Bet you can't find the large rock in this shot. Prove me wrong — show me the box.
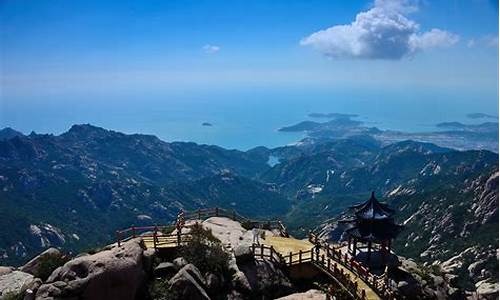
[475,279,499,300]
[231,270,252,293]
[205,273,224,293]
[0,271,34,297]
[154,262,176,278]
[398,280,420,297]
[468,259,487,278]
[142,248,156,275]
[234,245,254,264]
[168,264,210,300]
[172,257,188,270]
[276,289,325,300]
[34,238,145,300]
[0,266,14,276]
[20,248,62,276]
[202,217,253,250]
[22,278,42,300]
[236,259,293,298]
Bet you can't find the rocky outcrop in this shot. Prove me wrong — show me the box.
[0,270,34,297]
[34,238,146,300]
[387,257,467,300]
[20,248,61,276]
[172,257,188,270]
[474,279,499,300]
[234,245,254,264]
[201,217,253,250]
[154,262,176,278]
[276,289,325,300]
[205,272,224,292]
[236,259,293,298]
[473,172,499,225]
[0,266,14,276]
[168,264,210,300]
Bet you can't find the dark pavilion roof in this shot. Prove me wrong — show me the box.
[346,222,403,242]
[350,191,394,220]
[342,192,404,243]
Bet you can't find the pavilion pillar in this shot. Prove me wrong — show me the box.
[348,236,352,252]
[353,238,357,256]
[367,241,372,267]
[381,240,387,265]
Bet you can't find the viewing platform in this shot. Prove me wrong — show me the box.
[116,207,396,300]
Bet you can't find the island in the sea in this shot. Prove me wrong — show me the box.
[202,122,213,127]
[466,112,498,119]
[278,113,499,153]
[308,112,358,119]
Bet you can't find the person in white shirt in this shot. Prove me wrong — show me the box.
[252,227,259,245]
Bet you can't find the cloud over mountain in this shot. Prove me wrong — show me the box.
[300,0,459,59]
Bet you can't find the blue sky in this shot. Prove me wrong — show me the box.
[1,0,498,95]
[0,0,498,144]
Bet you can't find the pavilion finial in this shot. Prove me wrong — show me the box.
[370,191,375,199]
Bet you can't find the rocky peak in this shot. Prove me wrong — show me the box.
[61,124,113,140]
[0,127,24,141]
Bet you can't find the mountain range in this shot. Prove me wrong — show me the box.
[0,124,497,293]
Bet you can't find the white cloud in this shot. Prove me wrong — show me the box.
[467,35,498,48]
[202,44,221,54]
[300,0,459,59]
[467,39,476,48]
[409,29,459,51]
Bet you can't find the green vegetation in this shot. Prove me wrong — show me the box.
[35,253,70,281]
[149,278,178,300]
[313,282,353,300]
[177,223,230,277]
[1,291,24,300]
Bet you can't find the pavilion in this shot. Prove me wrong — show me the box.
[340,192,403,269]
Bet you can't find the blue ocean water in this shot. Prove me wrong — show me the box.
[1,87,498,150]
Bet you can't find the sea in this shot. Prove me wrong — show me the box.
[1,86,498,150]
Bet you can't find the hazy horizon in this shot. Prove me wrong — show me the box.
[1,0,499,150]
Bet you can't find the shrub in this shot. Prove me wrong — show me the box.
[35,253,70,281]
[160,225,175,235]
[314,282,353,300]
[149,278,178,300]
[2,291,23,300]
[177,223,230,276]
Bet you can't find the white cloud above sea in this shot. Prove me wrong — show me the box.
[202,44,221,54]
[300,0,459,60]
[467,35,498,48]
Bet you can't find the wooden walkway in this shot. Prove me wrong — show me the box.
[116,207,393,300]
[260,236,380,300]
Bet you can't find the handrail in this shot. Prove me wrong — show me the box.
[250,243,284,266]
[307,232,395,300]
[115,207,288,247]
[279,246,363,300]
[181,207,289,237]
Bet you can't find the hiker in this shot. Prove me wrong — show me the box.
[176,211,185,230]
[252,227,260,244]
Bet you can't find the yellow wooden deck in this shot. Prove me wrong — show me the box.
[262,236,314,262]
[142,235,178,249]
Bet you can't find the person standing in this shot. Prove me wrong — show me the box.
[252,227,260,245]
